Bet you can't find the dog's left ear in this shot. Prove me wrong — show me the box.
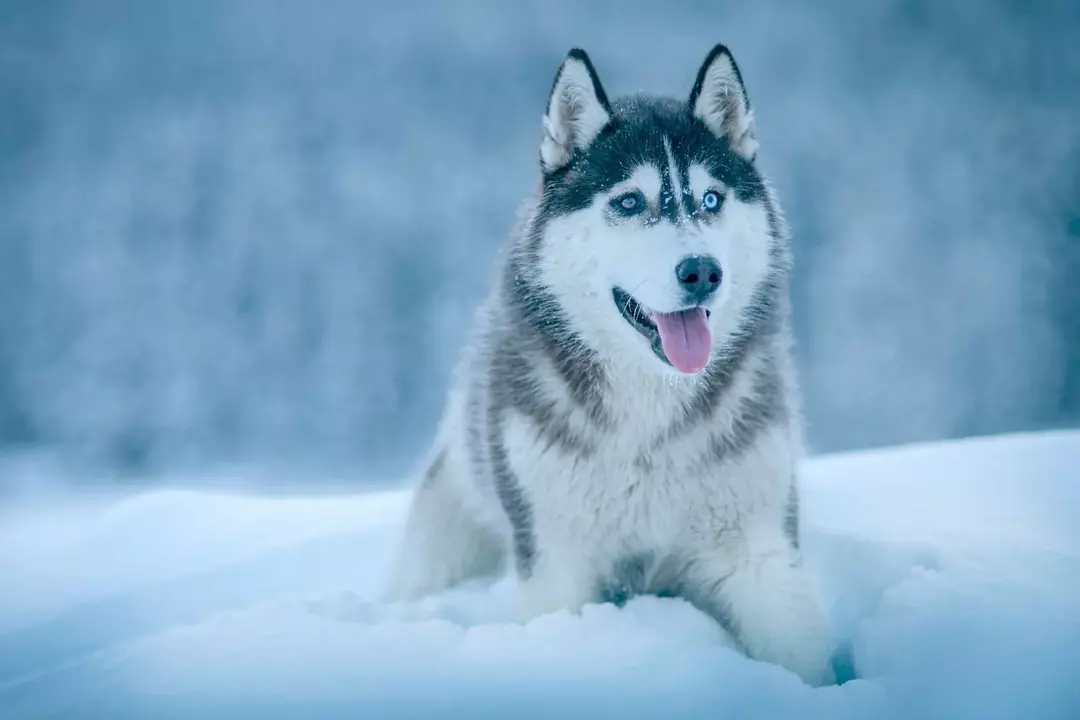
[689,44,758,162]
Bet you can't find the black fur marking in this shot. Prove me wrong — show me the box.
[657,151,681,224]
[783,481,800,550]
[675,157,698,219]
[540,96,767,218]
[487,410,536,578]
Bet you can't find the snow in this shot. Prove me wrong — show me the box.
[2,431,1079,719]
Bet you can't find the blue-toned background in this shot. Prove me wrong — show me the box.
[1,0,1077,484]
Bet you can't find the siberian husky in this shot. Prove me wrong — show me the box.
[386,44,835,686]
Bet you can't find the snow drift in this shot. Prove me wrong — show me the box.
[1,431,1078,719]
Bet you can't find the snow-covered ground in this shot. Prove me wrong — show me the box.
[1,431,1078,719]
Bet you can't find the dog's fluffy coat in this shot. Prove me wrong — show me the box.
[385,45,835,686]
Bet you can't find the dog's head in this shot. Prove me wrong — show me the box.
[532,46,785,376]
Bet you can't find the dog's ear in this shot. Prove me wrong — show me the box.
[540,48,612,174]
[689,44,757,162]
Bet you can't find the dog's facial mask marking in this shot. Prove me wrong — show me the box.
[535,46,770,376]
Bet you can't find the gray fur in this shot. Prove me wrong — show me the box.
[676,562,746,654]
[660,203,790,440]
[506,222,610,428]
[488,340,595,459]
[703,356,788,464]
[487,411,537,577]
[784,482,801,550]
[419,448,446,490]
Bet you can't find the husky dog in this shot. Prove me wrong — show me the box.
[385,45,835,686]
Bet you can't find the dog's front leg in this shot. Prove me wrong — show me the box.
[687,531,836,687]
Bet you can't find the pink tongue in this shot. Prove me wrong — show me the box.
[651,308,712,373]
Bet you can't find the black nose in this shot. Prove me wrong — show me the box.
[675,255,722,303]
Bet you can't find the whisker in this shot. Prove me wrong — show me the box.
[623,280,651,321]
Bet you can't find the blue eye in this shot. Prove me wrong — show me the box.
[612,191,645,215]
[702,190,723,212]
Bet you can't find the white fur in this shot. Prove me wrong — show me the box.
[611,165,663,203]
[688,164,720,201]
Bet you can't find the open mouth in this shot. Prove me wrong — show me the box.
[612,287,713,374]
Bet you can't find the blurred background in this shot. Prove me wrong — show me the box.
[1,0,1077,489]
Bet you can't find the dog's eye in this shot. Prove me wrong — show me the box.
[702,190,723,213]
[612,192,645,215]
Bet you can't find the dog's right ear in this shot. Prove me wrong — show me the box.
[540,49,612,174]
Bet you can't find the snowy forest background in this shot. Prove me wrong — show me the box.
[1,0,1077,484]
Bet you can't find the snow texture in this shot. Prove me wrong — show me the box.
[2,431,1079,719]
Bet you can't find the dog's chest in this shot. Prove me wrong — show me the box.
[499,397,721,547]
